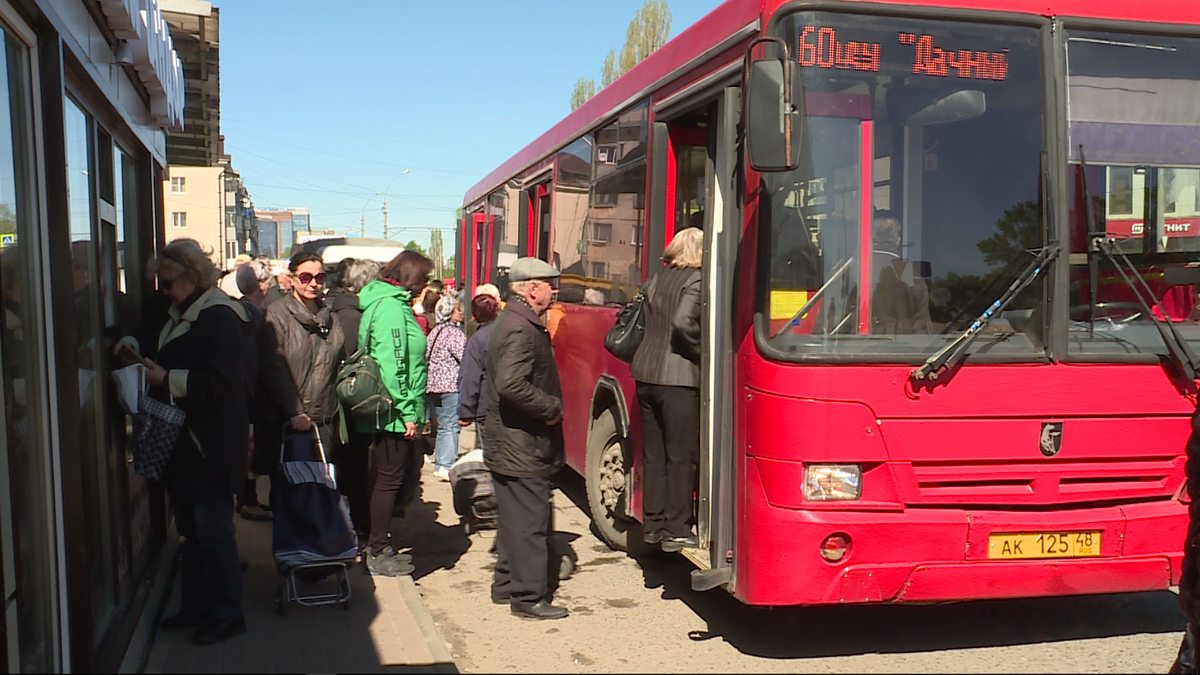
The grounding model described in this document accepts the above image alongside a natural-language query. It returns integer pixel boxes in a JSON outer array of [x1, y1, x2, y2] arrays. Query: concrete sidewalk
[[140, 474, 456, 674]]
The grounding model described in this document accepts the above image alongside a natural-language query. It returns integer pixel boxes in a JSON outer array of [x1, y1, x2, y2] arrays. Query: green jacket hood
[[358, 280, 411, 310]]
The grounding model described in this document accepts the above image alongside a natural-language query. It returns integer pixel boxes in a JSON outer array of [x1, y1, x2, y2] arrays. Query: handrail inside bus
[[775, 256, 854, 338]]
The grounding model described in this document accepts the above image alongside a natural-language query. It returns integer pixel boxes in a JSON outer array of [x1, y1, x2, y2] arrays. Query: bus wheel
[[586, 409, 632, 551]]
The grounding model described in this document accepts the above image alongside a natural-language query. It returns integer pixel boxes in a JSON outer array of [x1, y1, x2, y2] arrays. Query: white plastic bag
[[111, 363, 144, 415]]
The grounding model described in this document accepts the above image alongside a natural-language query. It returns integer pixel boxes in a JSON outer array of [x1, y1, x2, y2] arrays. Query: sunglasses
[[294, 272, 326, 285], [159, 275, 180, 290]]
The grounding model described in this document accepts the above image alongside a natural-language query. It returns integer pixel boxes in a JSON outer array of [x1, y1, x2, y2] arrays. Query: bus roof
[[462, 0, 1200, 209]]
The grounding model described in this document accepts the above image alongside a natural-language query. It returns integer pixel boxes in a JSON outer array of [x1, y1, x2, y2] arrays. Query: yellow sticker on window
[[770, 290, 810, 321]]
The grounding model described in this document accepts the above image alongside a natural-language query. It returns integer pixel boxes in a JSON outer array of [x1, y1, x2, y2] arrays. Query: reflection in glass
[[560, 103, 648, 305], [1066, 31, 1200, 356], [65, 98, 118, 639], [761, 12, 1044, 359], [0, 27, 55, 673]]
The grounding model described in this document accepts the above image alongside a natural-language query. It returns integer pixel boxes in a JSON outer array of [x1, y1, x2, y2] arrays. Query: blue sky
[[216, 0, 721, 255]]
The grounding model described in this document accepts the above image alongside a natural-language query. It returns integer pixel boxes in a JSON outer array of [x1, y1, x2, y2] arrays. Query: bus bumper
[[735, 479, 1186, 606]]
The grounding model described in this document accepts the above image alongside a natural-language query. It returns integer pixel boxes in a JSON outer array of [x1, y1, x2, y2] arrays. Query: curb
[[118, 525, 181, 674], [396, 575, 457, 672]]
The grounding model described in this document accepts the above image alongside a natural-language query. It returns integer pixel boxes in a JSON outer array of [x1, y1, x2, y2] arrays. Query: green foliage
[[571, 0, 672, 108], [570, 77, 597, 111], [0, 203, 15, 235], [977, 200, 1040, 268], [404, 239, 427, 257], [601, 50, 618, 88], [928, 200, 1043, 329]]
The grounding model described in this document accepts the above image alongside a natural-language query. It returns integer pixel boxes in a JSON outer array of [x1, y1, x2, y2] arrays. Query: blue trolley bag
[[272, 424, 358, 575]]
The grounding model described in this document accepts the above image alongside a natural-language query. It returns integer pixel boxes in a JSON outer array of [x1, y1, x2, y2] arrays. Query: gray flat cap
[[509, 257, 561, 282]]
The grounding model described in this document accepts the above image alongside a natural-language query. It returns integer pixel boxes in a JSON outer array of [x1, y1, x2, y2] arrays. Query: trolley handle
[[279, 421, 329, 465]]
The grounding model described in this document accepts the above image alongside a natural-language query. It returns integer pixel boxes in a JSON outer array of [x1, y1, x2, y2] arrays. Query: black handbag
[[131, 388, 186, 481], [604, 274, 657, 363]]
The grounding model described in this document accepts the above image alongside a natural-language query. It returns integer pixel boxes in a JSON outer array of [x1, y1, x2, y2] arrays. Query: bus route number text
[[798, 27, 1009, 81]]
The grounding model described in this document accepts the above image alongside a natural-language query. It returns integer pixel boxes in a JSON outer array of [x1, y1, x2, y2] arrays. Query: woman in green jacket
[[356, 250, 433, 577]]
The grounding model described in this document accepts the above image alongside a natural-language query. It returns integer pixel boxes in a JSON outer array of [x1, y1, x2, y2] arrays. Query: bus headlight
[[804, 464, 862, 501]]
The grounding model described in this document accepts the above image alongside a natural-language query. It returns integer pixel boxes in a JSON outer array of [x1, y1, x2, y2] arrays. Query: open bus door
[[518, 181, 553, 263], [649, 86, 740, 591]]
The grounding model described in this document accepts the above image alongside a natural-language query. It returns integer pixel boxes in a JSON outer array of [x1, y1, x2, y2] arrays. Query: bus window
[[1066, 31, 1200, 355], [759, 13, 1044, 359], [553, 138, 592, 304]]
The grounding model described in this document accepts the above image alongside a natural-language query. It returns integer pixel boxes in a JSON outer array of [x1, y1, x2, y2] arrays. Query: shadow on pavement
[[555, 468, 1185, 659], [393, 481, 473, 581], [633, 549, 1185, 659]]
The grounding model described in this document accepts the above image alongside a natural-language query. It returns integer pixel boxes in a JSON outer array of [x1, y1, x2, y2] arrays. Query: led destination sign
[[798, 26, 1010, 81]]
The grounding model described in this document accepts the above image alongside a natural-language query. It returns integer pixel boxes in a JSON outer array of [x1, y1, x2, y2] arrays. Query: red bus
[[459, 0, 1200, 606]]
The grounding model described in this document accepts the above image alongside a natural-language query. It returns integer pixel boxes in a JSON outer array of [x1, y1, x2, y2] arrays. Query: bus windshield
[[1066, 30, 1200, 358], [759, 12, 1044, 360]]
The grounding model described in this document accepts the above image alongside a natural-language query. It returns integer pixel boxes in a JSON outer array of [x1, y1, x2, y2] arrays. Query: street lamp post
[[360, 191, 382, 237], [381, 169, 410, 240]]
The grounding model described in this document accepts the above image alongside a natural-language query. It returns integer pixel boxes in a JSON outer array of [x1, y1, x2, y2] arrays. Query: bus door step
[[690, 567, 732, 592], [679, 547, 710, 570]]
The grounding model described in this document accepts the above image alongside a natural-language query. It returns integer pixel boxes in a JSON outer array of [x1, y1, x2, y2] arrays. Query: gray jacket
[[630, 266, 701, 388], [261, 295, 346, 423]]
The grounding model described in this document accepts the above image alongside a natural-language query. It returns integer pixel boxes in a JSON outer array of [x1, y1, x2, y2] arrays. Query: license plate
[[987, 531, 1102, 559]]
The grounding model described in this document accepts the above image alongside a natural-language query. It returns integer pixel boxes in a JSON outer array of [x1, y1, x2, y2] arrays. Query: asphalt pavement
[[400, 464, 1188, 673]]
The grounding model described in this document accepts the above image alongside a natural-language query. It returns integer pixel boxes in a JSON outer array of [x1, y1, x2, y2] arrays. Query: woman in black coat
[[325, 257, 381, 541], [629, 227, 703, 553], [118, 238, 253, 645]]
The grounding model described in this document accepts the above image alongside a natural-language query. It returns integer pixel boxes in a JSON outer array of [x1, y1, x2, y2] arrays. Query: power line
[[221, 118, 492, 156], [224, 131, 484, 176]]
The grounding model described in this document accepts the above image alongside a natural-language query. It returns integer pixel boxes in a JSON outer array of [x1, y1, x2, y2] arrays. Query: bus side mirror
[[745, 40, 802, 173]]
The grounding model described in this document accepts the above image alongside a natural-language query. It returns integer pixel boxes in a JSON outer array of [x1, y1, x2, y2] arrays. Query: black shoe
[[643, 530, 663, 545], [160, 610, 210, 632], [239, 505, 272, 522], [192, 617, 247, 645], [512, 600, 568, 620], [381, 544, 413, 564], [661, 535, 698, 553], [366, 551, 414, 577]]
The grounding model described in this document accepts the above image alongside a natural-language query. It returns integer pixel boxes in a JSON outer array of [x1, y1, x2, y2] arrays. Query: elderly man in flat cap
[[483, 257, 569, 620]]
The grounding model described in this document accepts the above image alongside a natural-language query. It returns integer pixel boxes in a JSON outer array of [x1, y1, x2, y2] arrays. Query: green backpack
[[336, 302, 394, 430]]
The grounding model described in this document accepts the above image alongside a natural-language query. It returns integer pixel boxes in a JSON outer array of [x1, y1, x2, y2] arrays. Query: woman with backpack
[[425, 294, 467, 480], [353, 250, 432, 577]]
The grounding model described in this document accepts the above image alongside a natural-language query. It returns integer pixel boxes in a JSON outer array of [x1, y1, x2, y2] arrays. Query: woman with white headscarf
[[425, 294, 466, 480]]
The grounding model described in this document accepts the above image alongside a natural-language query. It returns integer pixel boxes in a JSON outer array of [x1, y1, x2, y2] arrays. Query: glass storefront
[[0, 22, 56, 675]]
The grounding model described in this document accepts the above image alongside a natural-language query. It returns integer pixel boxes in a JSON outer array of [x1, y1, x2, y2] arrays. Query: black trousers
[[492, 472, 556, 611], [636, 382, 700, 538], [366, 432, 421, 556], [335, 429, 373, 540]]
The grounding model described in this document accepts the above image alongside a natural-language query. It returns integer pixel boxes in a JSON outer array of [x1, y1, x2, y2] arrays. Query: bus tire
[[586, 408, 633, 551]]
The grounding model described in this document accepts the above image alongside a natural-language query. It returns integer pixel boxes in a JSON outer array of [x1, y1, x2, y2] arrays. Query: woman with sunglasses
[[259, 251, 346, 493]]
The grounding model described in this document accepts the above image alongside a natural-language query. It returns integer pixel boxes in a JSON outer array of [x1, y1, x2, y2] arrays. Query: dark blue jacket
[[457, 319, 494, 421]]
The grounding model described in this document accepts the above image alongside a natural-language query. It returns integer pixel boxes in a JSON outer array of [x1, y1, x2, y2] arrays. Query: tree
[[570, 0, 672, 108], [430, 229, 445, 278], [570, 77, 597, 111], [620, 1, 673, 75], [404, 239, 427, 257], [601, 49, 619, 87]]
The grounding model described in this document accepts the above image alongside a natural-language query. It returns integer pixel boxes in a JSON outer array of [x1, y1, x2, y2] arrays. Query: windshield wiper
[[911, 243, 1060, 383], [1091, 238, 1199, 381], [1078, 146, 1199, 382]]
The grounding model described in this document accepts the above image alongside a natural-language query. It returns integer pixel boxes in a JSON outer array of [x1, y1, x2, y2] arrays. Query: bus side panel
[[553, 303, 643, 490]]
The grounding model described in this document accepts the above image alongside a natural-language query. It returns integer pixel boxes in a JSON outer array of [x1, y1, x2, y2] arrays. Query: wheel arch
[[590, 375, 631, 440]]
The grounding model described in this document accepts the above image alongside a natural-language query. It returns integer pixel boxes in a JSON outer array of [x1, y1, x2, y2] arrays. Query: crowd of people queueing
[[115, 226, 707, 643]]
